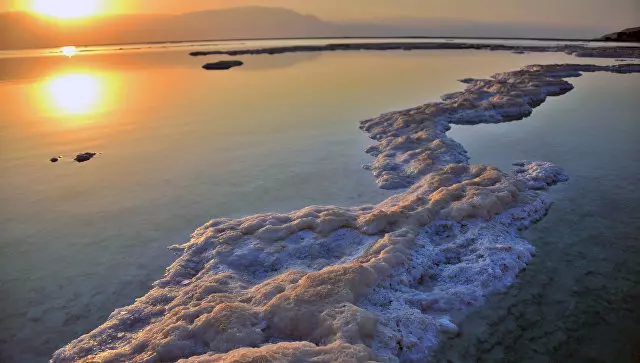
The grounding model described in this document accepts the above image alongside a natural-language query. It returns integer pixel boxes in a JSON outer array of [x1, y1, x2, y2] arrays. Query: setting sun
[[31, 0, 102, 19]]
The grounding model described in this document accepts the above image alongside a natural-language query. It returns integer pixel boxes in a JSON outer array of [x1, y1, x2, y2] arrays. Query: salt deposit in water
[[52, 63, 640, 362]]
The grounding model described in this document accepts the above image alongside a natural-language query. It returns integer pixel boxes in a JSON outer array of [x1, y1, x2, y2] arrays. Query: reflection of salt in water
[[44, 73, 101, 115]]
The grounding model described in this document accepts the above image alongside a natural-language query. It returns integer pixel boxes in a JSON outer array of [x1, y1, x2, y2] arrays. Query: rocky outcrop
[[202, 60, 244, 70], [74, 152, 97, 163], [599, 27, 640, 43]]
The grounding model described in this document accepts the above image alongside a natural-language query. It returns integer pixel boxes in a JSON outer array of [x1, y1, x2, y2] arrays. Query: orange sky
[[2, 0, 639, 28]]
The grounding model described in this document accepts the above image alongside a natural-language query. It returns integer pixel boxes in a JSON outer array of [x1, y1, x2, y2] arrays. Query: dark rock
[[74, 152, 97, 163], [202, 60, 244, 70], [599, 27, 640, 42], [188, 42, 640, 61], [50, 157, 60, 163]]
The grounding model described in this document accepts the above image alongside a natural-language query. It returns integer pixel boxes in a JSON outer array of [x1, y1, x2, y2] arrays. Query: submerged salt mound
[[52, 162, 567, 363], [513, 161, 570, 190], [360, 63, 640, 189], [570, 47, 640, 59]]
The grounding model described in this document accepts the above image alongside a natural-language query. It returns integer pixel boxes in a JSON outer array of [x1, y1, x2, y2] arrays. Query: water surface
[[1, 36, 637, 59], [0, 45, 627, 361], [443, 73, 640, 362]]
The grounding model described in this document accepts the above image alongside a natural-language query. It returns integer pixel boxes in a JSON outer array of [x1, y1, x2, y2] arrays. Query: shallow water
[[0, 36, 637, 59], [0, 45, 629, 362], [443, 73, 640, 362]]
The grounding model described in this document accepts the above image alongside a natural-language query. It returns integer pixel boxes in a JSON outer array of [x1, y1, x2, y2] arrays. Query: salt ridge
[[52, 63, 640, 363], [360, 63, 638, 189]]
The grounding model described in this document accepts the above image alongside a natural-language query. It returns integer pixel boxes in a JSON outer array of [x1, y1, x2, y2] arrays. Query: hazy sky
[[2, 0, 639, 28]]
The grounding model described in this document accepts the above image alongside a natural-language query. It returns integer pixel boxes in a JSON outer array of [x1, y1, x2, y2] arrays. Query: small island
[[202, 60, 244, 70], [74, 152, 97, 163]]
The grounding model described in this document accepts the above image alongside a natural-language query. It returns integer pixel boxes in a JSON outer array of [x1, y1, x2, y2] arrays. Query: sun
[[31, 0, 102, 19]]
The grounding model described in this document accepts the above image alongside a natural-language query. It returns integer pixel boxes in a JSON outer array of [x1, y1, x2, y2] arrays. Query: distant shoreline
[[2, 35, 638, 53], [188, 41, 640, 60]]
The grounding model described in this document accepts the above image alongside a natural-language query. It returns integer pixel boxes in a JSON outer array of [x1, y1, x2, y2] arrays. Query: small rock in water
[[458, 78, 476, 84], [50, 157, 60, 163], [74, 152, 97, 163], [202, 60, 244, 70]]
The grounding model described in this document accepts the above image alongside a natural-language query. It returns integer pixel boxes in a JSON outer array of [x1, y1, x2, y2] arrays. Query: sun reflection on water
[[26, 68, 127, 135], [35, 70, 122, 129], [45, 73, 101, 115]]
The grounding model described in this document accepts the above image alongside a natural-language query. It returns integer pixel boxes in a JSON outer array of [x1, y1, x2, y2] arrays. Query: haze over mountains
[[0, 6, 617, 50]]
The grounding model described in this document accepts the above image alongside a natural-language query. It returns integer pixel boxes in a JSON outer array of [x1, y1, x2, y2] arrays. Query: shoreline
[[189, 42, 640, 59], [53, 62, 640, 362], [3, 35, 637, 53]]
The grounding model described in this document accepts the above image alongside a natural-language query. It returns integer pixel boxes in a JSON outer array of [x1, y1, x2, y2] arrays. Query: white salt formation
[[52, 163, 562, 363], [52, 63, 640, 363], [361, 63, 640, 189]]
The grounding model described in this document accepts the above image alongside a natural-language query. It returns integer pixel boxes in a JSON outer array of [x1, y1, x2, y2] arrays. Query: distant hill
[[0, 6, 610, 50], [599, 27, 640, 42], [0, 7, 337, 50], [341, 17, 603, 40]]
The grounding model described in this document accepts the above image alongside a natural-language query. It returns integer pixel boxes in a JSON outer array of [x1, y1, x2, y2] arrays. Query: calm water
[[444, 73, 640, 362], [0, 42, 630, 362], [0, 36, 637, 59]]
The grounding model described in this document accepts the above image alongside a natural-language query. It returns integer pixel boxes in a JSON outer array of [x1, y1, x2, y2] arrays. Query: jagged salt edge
[[362, 192, 553, 362], [360, 63, 640, 190], [354, 64, 640, 361]]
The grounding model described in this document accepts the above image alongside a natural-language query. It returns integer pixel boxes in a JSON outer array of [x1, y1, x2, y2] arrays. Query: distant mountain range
[[0, 6, 614, 50]]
